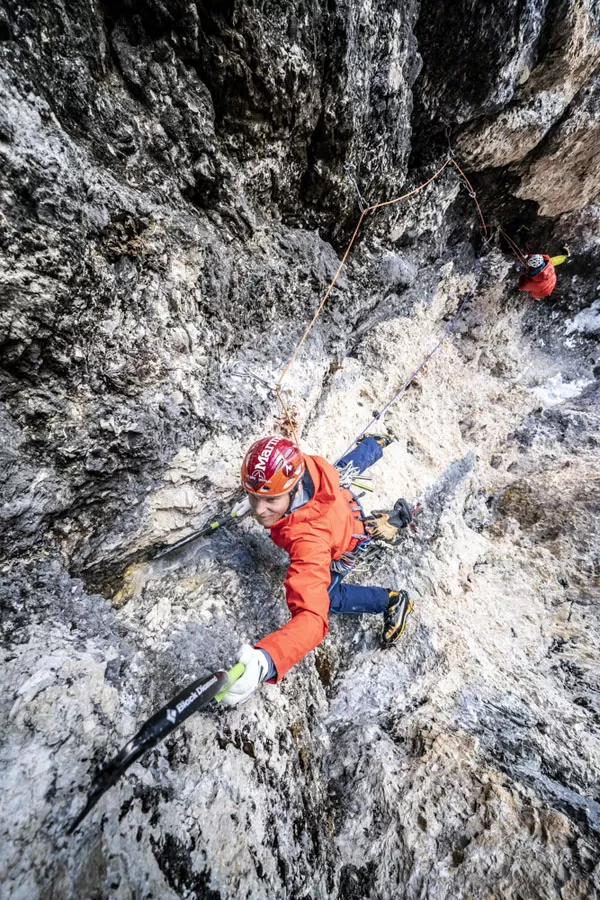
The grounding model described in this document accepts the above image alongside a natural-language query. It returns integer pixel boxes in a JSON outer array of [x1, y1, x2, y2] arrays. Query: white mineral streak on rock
[[531, 373, 593, 406], [565, 298, 600, 335]]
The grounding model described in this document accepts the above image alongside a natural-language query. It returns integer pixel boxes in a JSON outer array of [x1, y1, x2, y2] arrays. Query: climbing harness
[[336, 460, 363, 490], [330, 538, 384, 576]]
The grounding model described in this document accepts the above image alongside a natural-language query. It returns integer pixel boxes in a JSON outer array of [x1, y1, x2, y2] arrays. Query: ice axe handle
[[214, 662, 245, 703]]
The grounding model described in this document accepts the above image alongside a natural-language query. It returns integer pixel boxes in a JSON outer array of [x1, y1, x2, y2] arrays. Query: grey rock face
[[516, 69, 600, 215], [1, 1, 599, 898], [415, 0, 600, 167]]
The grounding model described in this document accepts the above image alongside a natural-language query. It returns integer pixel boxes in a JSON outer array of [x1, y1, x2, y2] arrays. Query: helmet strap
[[285, 484, 300, 515]]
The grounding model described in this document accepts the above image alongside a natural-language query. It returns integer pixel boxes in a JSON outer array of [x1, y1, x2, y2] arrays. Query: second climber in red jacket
[[221, 435, 414, 706], [518, 249, 570, 300]]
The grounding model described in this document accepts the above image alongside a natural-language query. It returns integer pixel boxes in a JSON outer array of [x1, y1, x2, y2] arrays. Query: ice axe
[[67, 662, 244, 834], [151, 496, 251, 560]]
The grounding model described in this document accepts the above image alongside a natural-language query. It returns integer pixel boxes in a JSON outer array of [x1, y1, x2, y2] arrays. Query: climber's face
[[247, 491, 290, 528]]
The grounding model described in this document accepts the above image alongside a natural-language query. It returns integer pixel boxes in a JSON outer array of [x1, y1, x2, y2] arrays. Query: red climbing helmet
[[241, 436, 305, 496]]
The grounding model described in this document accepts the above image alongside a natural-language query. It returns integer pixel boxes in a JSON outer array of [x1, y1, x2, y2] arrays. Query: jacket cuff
[[256, 647, 277, 683]]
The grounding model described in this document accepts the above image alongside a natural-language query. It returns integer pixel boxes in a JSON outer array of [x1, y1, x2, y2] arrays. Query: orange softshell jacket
[[255, 454, 364, 681], [518, 256, 557, 299]]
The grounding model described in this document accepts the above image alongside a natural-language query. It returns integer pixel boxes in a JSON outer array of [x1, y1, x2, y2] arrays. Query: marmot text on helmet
[[241, 436, 305, 496]]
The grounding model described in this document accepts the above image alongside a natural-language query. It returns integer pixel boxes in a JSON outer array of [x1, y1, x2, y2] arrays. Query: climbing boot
[[358, 432, 395, 449], [364, 498, 413, 544], [382, 590, 413, 646]]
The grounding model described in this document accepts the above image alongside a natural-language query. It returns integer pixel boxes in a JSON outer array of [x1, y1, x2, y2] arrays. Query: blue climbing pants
[[336, 435, 384, 474], [328, 578, 389, 614], [328, 436, 389, 616]]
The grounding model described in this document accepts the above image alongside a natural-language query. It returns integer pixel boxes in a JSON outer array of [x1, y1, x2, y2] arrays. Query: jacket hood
[[269, 454, 339, 535]]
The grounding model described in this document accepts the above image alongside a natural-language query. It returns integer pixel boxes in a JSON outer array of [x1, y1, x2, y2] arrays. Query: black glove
[[387, 498, 413, 529], [365, 498, 414, 544]]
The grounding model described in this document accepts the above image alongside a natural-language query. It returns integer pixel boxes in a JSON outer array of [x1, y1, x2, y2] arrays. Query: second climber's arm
[[518, 273, 532, 291]]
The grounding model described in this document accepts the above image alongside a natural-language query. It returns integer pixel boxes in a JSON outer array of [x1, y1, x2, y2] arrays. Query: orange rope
[[275, 156, 488, 444], [363, 158, 451, 212], [498, 225, 528, 266], [448, 158, 490, 237], [276, 206, 369, 393]]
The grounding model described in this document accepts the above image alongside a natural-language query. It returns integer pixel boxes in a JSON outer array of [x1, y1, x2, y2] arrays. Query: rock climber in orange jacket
[[518, 248, 570, 299], [221, 435, 414, 706]]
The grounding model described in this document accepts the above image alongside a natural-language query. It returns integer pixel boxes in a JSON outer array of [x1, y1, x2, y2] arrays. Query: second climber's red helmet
[[241, 436, 305, 496]]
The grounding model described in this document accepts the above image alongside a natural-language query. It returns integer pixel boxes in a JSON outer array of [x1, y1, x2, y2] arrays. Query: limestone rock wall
[[1, 1, 599, 898]]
